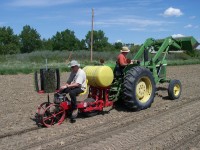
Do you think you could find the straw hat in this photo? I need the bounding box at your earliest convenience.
[120,46,130,53]
[68,60,80,67]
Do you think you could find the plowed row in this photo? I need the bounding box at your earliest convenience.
[0,65,200,150]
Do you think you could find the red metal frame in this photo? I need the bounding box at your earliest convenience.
[37,86,114,127]
[37,90,60,94]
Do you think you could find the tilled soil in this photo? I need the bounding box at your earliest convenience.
[0,65,200,150]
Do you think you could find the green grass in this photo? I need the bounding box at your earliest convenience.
[168,59,200,66]
[0,50,200,75]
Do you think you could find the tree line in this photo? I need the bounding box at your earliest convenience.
[0,25,138,55]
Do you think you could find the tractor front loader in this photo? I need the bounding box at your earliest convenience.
[108,36,199,110]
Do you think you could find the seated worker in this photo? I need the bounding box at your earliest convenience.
[114,46,132,77]
[59,60,86,122]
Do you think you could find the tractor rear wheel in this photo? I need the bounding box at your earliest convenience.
[123,66,156,110]
[168,79,182,100]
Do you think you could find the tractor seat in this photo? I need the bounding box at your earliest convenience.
[79,79,88,96]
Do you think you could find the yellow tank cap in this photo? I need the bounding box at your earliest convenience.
[83,66,114,88]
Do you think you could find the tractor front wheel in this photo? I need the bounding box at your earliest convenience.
[123,66,156,110]
[168,79,182,100]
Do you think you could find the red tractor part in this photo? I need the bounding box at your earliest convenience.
[36,86,114,127]
[38,103,66,127]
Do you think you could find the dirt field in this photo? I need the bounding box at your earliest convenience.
[0,64,200,150]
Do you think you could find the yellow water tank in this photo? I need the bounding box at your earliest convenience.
[83,66,114,88]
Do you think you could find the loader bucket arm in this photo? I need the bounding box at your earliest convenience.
[133,38,155,60]
[131,36,199,84]
[152,37,181,62]
[133,36,199,63]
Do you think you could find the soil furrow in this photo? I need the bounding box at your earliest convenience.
[132,115,200,150]
[0,127,39,139]
[19,97,200,150]
[75,98,200,150]
[170,127,200,150]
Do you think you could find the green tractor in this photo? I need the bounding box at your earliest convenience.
[106,36,199,110]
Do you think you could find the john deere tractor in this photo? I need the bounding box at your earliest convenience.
[103,36,199,110]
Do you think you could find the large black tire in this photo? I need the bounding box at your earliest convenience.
[168,79,182,100]
[123,66,156,110]
[83,98,99,117]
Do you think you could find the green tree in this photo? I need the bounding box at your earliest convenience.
[130,44,141,54]
[0,26,20,55]
[114,42,123,51]
[103,43,115,51]
[20,25,42,53]
[41,38,53,50]
[51,29,80,51]
[85,30,110,51]
[79,39,87,50]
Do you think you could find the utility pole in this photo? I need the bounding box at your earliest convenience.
[90,8,94,62]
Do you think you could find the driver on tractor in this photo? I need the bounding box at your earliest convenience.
[114,46,139,77]
[114,46,132,77]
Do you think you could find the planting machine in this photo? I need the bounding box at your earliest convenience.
[34,36,199,127]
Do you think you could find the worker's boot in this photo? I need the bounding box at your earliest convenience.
[70,109,78,123]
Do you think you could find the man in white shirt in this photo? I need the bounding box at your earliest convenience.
[59,60,86,122]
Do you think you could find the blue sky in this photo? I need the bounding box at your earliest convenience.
[0,0,200,45]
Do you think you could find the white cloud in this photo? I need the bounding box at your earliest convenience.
[190,16,196,19]
[73,16,173,28]
[117,18,165,27]
[129,28,146,31]
[163,7,183,17]
[184,24,193,28]
[172,34,185,38]
[156,28,171,32]
[184,24,199,29]
[37,15,66,20]
[116,40,122,43]
[8,0,76,7]
[104,18,172,27]
[129,0,163,6]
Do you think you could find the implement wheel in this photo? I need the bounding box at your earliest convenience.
[36,102,52,126]
[168,79,182,100]
[123,66,156,110]
[42,103,66,127]
[37,102,52,115]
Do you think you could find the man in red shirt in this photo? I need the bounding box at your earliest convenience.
[114,46,131,77]
[117,46,130,67]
